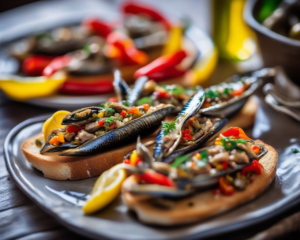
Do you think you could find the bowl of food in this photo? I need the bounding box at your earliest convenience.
[244,0,300,82]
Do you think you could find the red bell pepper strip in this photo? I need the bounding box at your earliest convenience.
[83,18,112,39]
[219,176,235,196]
[66,125,85,133]
[22,55,54,76]
[133,50,187,79]
[42,55,72,77]
[147,67,186,82]
[138,170,175,187]
[112,40,148,66]
[58,79,114,95]
[122,1,171,31]
[242,160,264,176]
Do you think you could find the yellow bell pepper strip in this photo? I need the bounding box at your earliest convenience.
[22,55,54,76]
[133,50,187,80]
[42,55,72,77]
[83,18,112,39]
[122,1,171,31]
[137,169,175,187]
[242,160,264,175]
[0,71,66,101]
[163,25,183,55]
[219,176,235,195]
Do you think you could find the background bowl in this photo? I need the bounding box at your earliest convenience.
[244,0,300,82]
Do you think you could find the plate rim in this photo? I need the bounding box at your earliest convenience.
[4,115,300,239]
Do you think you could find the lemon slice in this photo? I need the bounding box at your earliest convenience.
[42,110,70,141]
[82,164,126,214]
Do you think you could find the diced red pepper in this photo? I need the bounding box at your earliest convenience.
[123,158,130,164]
[138,170,175,187]
[58,79,114,95]
[242,160,264,176]
[49,136,59,145]
[183,133,192,141]
[22,55,54,76]
[233,87,244,96]
[122,1,171,31]
[83,18,112,39]
[222,161,228,170]
[110,122,116,129]
[219,176,235,196]
[129,106,138,114]
[66,125,85,133]
[252,145,260,155]
[135,157,142,166]
[155,90,172,99]
[120,110,127,118]
[42,55,72,77]
[182,129,190,135]
[133,50,187,79]
[98,120,105,127]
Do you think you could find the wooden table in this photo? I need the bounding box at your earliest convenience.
[1,1,300,239]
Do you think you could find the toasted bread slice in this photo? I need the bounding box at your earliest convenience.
[21,134,155,180]
[122,140,277,226]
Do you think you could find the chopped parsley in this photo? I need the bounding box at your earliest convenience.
[292,148,300,154]
[106,117,114,124]
[83,44,91,55]
[197,150,209,167]
[161,85,185,95]
[205,90,219,99]
[221,137,247,151]
[103,108,115,117]
[121,100,130,107]
[162,121,176,135]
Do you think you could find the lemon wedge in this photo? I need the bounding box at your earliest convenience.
[82,164,126,214]
[42,110,70,142]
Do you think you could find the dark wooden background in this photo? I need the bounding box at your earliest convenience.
[1,0,300,239]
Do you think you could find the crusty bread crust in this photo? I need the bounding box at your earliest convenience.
[21,134,155,180]
[122,140,277,226]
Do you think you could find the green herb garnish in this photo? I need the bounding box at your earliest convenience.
[121,100,130,107]
[292,148,300,154]
[162,121,176,135]
[103,108,115,117]
[205,90,219,99]
[106,117,114,124]
[83,44,91,55]
[171,155,190,168]
[137,96,153,106]
[223,88,232,96]
[221,137,247,151]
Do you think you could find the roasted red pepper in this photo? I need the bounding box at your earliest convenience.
[219,176,235,195]
[98,120,105,127]
[155,90,172,99]
[66,125,85,133]
[22,55,54,76]
[133,50,187,80]
[123,158,130,164]
[222,161,228,170]
[59,79,114,95]
[147,68,186,82]
[138,170,175,187]
[110,122,116,129]
[182,129,192,142]
[242,160,264,176]
[221,127,250,140]
[83,18,112,39]
[42,55,72,77]
[122,1,171,31]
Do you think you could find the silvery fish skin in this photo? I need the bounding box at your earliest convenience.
[61,107,102,125]
[60,104,175,156]
[153,88,205,161]
[161,117,228,164]
[113,69,131,102]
